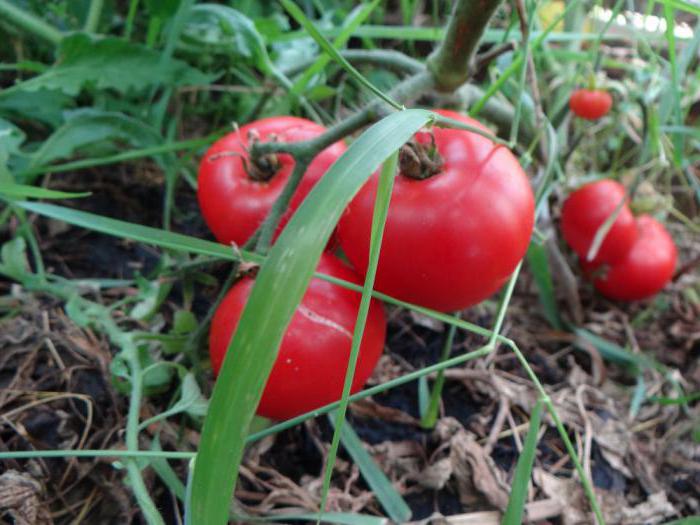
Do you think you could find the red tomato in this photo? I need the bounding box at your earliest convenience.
[209,254,386,421]
[337,109,534,312]
[582,215,677,301]
[560,180,637,265]
[198,117,346,246]
[569,89,613,120]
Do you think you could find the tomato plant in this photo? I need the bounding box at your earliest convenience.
[198,117,347,246]
[569,88,613,120]
[560,179,637,265]
[582,215,677,301]
[209,254,387,420]
[337,109,535,312]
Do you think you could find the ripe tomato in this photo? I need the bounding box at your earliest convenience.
[560,179,637,265]
[337,109,534,312]
[209,254,386,421]
[569,89,613,120]
[582,215,677,301]
[198,117,346,246]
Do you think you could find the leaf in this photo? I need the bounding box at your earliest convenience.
[181,4,270,69]
[0,238,29,280]
[329,412,411,523]
[145,0,182,19]
[0,89,73,128]
[280,0,402,110]
[5,33,212,97]
[526,241,562,329]
[28,109,164,169]
[170,373,209,418]
[130,276,173,321]
[234,512,389,524]
[502,399,544,525]
[14,200,252,263]
[0,118,26,158]
[189,109,433,525]
[0,182,90,200]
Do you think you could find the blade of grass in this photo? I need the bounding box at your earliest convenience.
[291,1,380,96]
[189,110,433,525]
[526,241,563,329]
[662,3,683,167]
[420,313,459,429]
[0,183,90,199]
[328,412,411,523]
[319,151,399,522]
[280,0,403,110]
[502,398,544,525]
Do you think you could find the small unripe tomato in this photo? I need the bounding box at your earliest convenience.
[569,89,613,120]
[198,117,346,246]
[582,215,677,301]
[561,179,637,265]
[209,254,386,421]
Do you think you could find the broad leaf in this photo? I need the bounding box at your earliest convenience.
[28,109,164,169]
[5,33,212,97]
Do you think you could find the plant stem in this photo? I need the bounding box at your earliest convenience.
[420,315,459,429]
[124,0,140,39]
[0,0,63,45]
[283,49,424,77]
[84,0,104,33]
[426,0,504,91]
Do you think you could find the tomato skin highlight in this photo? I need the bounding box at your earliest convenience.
[197,117,346,246]
[582,215,677,301]
[337,109,535,312]
[209,254,386,421]
[569,89,613,120]
[561,179,637,265]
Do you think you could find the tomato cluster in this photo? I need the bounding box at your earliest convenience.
[198,110,534,420]
[561,180,677,301]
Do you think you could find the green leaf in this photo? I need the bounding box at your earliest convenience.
[189,109,433,525]
[0,237,29,280]
[280,0,402,110]
[0,89,73,127]
[28,109,164,169]
[329,412,411,523]
[130,276,173,321]
[502,399,544,525]
[0,118,26,158]
[573,328,661,372]
[14,200,251,263]
[181,4,269,69]
[145,0,182,19]
[150,437,187,501]
[233,512,389,524]
[526,241,562,329]
[663,518,700,525]
[4,33,212,97]
[0,183,90,199]
[291,1,380,95]
[169,373,209,418]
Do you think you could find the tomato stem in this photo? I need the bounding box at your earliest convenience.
[426,0,505,91]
